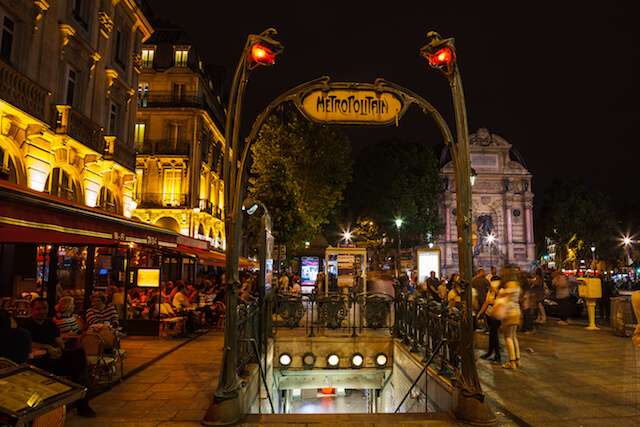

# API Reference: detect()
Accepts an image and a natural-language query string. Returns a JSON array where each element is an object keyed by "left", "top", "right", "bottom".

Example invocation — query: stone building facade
[
  {"left": 439, "top": 128, "right": 535, "bottom": 276},
  {"left": 131, "top": 26, "right": 227, "bottom": 248},
  {"left": 0, "top": 0, "right": 152, "bottom": 216}
]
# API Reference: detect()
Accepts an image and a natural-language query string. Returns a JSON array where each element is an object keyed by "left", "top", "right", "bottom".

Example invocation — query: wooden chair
[{"left": 96, "top": 327, "right": 126, "bottom": 380}]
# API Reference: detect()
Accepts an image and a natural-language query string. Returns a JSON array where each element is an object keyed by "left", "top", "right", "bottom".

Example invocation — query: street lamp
[
  {"left": 420, "top": 31, "right": 495, "bottom": 425},
  {"left": 206, "top": 28, "right": 283, "bottom": 425},
  {"left": 590, "top": 245, "right": 596, "bottom": 271},
  {"left": 395, "top": 218, "right": 403, "bottom": 279}
]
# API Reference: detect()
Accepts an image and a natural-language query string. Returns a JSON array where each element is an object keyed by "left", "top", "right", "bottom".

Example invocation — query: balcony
[
  {"left": 104, "top": 138, "right": 136, "bottom": 171},
  {"left": 138, "top": 92, "right": 220, "bottom": 120},
  {"left": 136, "top": 139, "right": 191, "bottom": 156},
  {"left": 52, "top": 105, "right": 104, "bottom": 154},
  {"left": 137, "top": 192, "right": 188, "bottom": 209},
  {"left": 0, "top": 57, "right": 49, "bottom": 121}
]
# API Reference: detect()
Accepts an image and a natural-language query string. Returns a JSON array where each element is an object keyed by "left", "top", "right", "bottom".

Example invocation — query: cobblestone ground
[
  {"left": 476, "top": 321, "right": 640, "bottom": 427},
  {"left": 66, "top": 331, "right": 223, "bottom": 427}
]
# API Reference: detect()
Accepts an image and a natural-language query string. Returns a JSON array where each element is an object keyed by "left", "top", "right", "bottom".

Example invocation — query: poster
[{"left": 301, "top": 257, "right": 319, "bottom": 286}]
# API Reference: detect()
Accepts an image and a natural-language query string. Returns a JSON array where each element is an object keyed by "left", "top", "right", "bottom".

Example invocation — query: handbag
[{"left": 491, "top": 295, "right": 508, "bottom": 320}]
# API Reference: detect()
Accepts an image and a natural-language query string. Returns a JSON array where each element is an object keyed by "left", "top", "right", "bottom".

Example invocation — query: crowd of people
[
  {"left": 397, "top": 264, "right": 618, "bottom": 370},
  {"left": 0, "top": 270, "right": 261, "bottom": 418}
]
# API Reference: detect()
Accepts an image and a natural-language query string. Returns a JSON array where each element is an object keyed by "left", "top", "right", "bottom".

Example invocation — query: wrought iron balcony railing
[
  {"left": 104, "top": 139, "right": 135, "bottom": 171},
  {"left": 0, "top": 57, "right": 49, "bottom": 121},
  {"left": 137, "top": 192, "right": 188, "bottom": 208},
  {"left": 136, "top": 139, "right": 191, "bottom": 156},
  {"left": 52, "top": 105, "right": 104, "bottom": 154},
  {"left": 139, "top": 92, "right": 210, "bottom": 110}
]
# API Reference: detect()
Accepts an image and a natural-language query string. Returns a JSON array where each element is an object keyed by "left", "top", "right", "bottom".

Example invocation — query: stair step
[{"left": 239, "top": 412, "right": 457, "bottom": 426}]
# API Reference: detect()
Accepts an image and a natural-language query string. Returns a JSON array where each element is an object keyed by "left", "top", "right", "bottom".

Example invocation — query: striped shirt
[
  {"left": 86, "top": 304, "right": 119, "bottom": 328},
  {"left": 53, "top": 314, "right": 82, "bottom": 335}
]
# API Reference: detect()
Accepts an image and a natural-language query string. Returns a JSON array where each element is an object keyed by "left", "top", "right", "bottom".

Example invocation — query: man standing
[
  {"left": 21, "top": 298, "right": 95, "bottom": 417},
  {"left": 471, "top": 268, "right": 491, "bottom": 313},
  {"left": 426, "top": 271, "right": 441, "bottom": 301}
]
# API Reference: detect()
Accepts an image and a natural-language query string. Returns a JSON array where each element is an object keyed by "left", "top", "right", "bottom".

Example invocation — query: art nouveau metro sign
[{"left": 299, "top": 88, "right": 404, "bottom": 125}]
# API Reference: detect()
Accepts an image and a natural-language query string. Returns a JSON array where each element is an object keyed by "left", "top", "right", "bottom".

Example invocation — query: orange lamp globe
[
  {"left": 428, "top": 47, "right": 454, "bottom": 69},
  {"left": 250, "top": 43, "right": 276, "bottom": 65}
]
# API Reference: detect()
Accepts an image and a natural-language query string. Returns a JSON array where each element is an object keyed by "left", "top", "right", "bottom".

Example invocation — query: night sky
[{"left": 148, "top": 1, "right": 640, "bottom": 215}]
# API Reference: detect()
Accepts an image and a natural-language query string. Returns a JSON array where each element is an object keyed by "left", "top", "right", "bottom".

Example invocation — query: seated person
[
  {"left": 54, "top": 296, "right": 83, "bottom": 341},
  {"left": 172, "top": 283, "right": 191, "bottom": 311},
  {"left": 85, "top": 294, "right": 119, "bottom": 329},
  {"left": 0, "top": 309, "right": 31, "bottom": 363},
  {"left": 20, "top": 298, "right": 95, "bottom": 417}
]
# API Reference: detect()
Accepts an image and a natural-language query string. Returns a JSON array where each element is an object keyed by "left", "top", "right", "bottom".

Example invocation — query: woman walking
[
  {"left": 496, "top": 267, "right": 522, "bottom": 369},
  {"left": 477, "top": 280, "right": 502, "bottom": 363}
]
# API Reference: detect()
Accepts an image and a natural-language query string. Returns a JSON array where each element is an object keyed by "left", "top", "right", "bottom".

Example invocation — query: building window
[
  {"left": 108, "top": 102, "right": 119, "bottom": 136},
  {"left": 174, "top": 48, "right": 188, "bottom": 67},
  {"left": 71, "top": 0, "right": 88, "bottom": 29},
  {"left": 162, "top": 168, "right": 182, "bottom": 206},
  {"left": 134, "top": 123, "right": 145, "bottom": 144},
  {"left": 1, "top": 15, "right": 15, "bottom": 61},
  {"left": 114, "top": 28, "right": 127, "bottom": 67},
  {"left": 0, "top": 146, "right": 18, "bottom": 183},
  {"left": 172, "top": 83, "right": 186, "bottom": 101},
  {"left": 141, "top": 48, "right": 154, "bottom": 68},
  {"left": 137, "top": 82, "right": 149, "bottom": 107},
  {"left": 45, "top": 168, "right": 79, "bottom": 202},
  {"left": 65, "top": 68, "right": 77, "bottom": 106},
  {"left": 135, "top": 168, "right": 144, "bottom": 200},
  {"left": 167, "top": 122, "right": 181, "bottom": 145},
  {"left": 97, "top": 187, "right": 119, "bottom": 213}
]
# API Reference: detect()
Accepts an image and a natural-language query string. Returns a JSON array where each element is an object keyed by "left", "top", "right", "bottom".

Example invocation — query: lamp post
[
  {"left": 486, "top": 233, "right": 496, "bottom": 268},
  {"left": 204, "top": 29, "right": 282, "bottom": 426},
  {"left": 420, "top": 31, "right": 495, "bottom": 425},
  {"left": 590, "top": 245, "right": 596, "bottom": 271},
  {"left": 395, "top": 218, "right": 403, "bottom": 279}
]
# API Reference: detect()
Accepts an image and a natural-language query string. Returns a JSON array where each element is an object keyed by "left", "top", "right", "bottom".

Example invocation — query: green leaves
[
  {"left": 347, "top": 138, "right": 443, "bottom": 246},
  {"left": 249, "top": 107, "right": 352, "bottom": 248}
]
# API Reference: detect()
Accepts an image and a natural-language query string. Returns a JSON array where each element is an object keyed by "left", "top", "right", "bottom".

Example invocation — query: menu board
[
  {"left": 337, "top": 255, "right": 355, "bottom": 288},
  {"left": 0, "top": 370, "right": 72, "bottom": 413}
]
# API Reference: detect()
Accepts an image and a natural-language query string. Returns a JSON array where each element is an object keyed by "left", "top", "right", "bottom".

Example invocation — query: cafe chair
[
  {"left": 81, "top": 333, "right": 116, "bottom": 385},
  {"left": 95, "top": 327, "right": 126, "bottom": 381}
]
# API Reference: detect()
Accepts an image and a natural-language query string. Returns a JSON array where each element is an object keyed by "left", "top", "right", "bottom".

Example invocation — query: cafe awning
[{"left": 0, "top": 181, "right": 177, "bottom": 248}]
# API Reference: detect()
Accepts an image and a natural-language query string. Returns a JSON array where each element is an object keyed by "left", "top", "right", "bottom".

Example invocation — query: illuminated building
[
  {"left": 131, "top": 25, "right": 226, "bottom": 249},
  {"left": 439, "top": 128, "right": 535, "bottom": 275},
  {"left": 0, "top": 0, "right": 152, "bottom": 216}
]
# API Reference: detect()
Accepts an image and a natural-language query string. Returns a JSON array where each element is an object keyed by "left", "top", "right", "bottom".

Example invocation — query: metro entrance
[{"left": 204, "top": 29, "right": 496, "bottom": 426}]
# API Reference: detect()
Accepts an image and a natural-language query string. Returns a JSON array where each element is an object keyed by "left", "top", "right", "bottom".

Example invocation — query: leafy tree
[
  {"left": 346, "top": 138, "right": 443, "bottom": 247},
  {"left": 539, "top": 179, "right": 619, "bottom": 268},
  {"left": 248, "top": 107, "right": 352, "bottom": 248}
]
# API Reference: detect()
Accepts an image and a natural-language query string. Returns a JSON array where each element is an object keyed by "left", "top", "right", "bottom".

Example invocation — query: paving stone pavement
[
  {"left": 66, "top": 330, "right": 224, "bottom": 427},
  {"left": 475, "top": 321, "right": 640, "bottom": 426}
]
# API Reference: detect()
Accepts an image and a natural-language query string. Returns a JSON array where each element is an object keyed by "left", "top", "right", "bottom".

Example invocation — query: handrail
[
  {"left": 242, "top": 338, "right": 275, "bottom": 414},
  {"left": 394, "top": 338, "right": 447, "bottom": 413}
]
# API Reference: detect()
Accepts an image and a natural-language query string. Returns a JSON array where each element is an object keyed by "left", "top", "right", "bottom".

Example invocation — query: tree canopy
[
  {"left": 248, "top": 107, "right": 352, "bottom": 248},
  {"left": 346, "top": 138, "right": 443, "bottom": 247},
  {"left": 539, "top": 178, "right": 620, "bottom": 267}
]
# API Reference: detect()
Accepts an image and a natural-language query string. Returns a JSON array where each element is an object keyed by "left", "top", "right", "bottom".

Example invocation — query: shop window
[
  {"left": 162, "top": 168, "right": 182, "bottom": 206},
  {"left": 45, "top": 167, "right": 79, "bottom": 202},
  {"left": 0, "top": 146, "right": 18, "bottom": 183},
  {"left": 174, "top": 48, "right": 188, "bottom": 67},
  {"left": 141, "top": 48, "right": 154, "bottom": 68},
  {"left": 0, "top": 15, "right": 14, "bottom": 61}
]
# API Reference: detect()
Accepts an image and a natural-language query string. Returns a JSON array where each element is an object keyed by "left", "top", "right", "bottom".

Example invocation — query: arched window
[
  {"left": 45, "top": 167, "right": 79, "bottom": 202},
  {"left": 0, "top": 146, "right": 18, "bottom": 184},
  {"left": 97, "top": 187, "right": 120, "bottom": 214},
  {"left": 197, "top": 223, "right": 205, "bottom": 238}
]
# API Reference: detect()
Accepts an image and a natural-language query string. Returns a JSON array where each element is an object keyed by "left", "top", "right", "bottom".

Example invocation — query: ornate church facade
[{"left": 439, "top": 128, "right": 535, "bottom": 276}]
